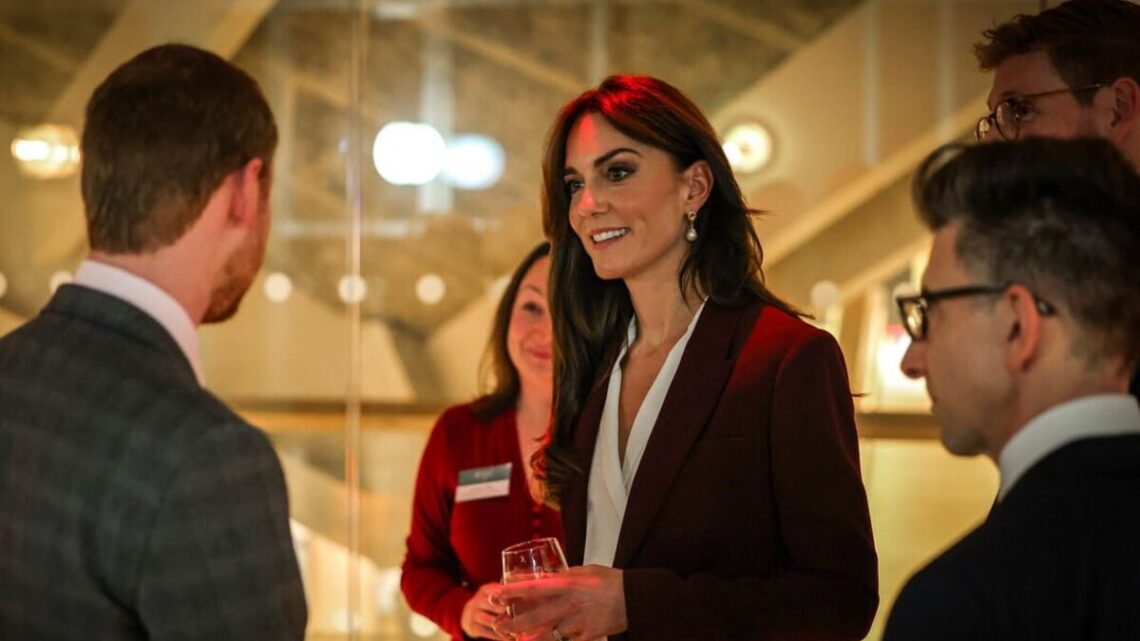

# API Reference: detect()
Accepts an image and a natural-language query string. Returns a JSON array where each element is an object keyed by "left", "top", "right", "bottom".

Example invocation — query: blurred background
[{"left": 0, "top": 0, "right": 1039, "bottom": 638}]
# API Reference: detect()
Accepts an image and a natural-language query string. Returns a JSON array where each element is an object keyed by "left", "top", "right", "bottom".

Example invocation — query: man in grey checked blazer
[{"left": 0, "top": 45, "right": 307, "bottom": 639}]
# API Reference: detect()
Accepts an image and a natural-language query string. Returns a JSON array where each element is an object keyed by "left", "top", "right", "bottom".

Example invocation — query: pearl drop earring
[{"left": 685, "top": 210, "right": 698, "bottom": 242}]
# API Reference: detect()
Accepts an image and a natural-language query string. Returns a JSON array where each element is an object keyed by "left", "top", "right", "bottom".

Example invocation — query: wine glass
[
  {"left": 501, "top": 536, "right": 568, "bottom": 584},
  {"left": 498, "top": 536, "right": 568, "bottom": 635}
]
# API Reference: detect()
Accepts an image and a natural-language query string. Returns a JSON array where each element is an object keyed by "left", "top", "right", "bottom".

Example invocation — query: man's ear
[
  {"left": 682, "top": 160, "right": 713, "bottom": 213},
  {"left": 1106, "top": 77, "right": 1140, "bottom": 142},
  {"left": 1003, "top": 284, "right": 1045, "bottom": 373},
  {"left": 228, "top": 157, "right": 265, "bottom": 227}
]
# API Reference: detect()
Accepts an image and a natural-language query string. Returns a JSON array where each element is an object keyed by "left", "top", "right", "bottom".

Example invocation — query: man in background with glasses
[
  {"left": 974, "top": 0, "right": 1140, "bottom": 400},
  {"left": 883, "top": 138, "right": 1140, "bottom": 640}
]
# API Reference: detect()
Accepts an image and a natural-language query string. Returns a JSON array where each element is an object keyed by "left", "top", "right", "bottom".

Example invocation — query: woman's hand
[
  {"left": 494, "top": 565, "right": 628, "bottom": 641},
  {"left": 461, "top": 583, "right": 510, "bottom": 640}
]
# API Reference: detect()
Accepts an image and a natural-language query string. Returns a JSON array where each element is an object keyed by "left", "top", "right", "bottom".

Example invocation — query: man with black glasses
[
  {"left": 883, "top": 138, "right": 1140, "bottom": 640},
  {"left": 974, "top": 0, "right": 1140, "bottom": 398}
]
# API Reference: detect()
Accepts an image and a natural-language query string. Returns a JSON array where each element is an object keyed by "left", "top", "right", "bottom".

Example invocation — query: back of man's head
[
  {"left": 976, "top": 0, "right": 1140, "bottom": 104},
  {"left": 81, "top": 44, "right": 277, "bottom": 254},
  {"left": 914, "top": 138, "right": 1140, "bottom": 373}
]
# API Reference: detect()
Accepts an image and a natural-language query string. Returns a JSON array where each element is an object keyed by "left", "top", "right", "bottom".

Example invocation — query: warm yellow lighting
[
  {"left": 49, "top": 270, "right": 73, "bottom": 293},
  {"left": 409, "top": 612, "right": 439, "bottom": 638},
  {"left": 489, "top": 275, "right": 510, "bottom": 301},
  {"left": 415, "top": 273, "right": 446, "bottom": 305},
  {"left": 0, "top": 271, "right": 8, "bottom": 300},
  {"left": 263, "top": 272, "right": 293, "bottom": 303},
  {"left": 337, "top": 274, "right": 368, "bottom": 304},
  {"left": 332, "top": 608, "right": 360, "bottom": 633},
  {"left": 11, "top": 124, "right": 81, "bottom": 179},
  {"left": 722, "top": 121, "right": 774, "bottom": 174},
  {"left": 374, "top": 568, "right": 402, "bottom": 615},
  {"left": 810, "top": 280, "right": 840, "bottom": 311}
]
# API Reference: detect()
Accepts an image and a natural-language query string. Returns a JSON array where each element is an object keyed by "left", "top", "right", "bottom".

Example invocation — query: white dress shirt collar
[
  {"left": 998, "top": 394, "right": 1140, "bottom": 500},
  {"left": 583, "top": 300, "right": 707, "bottom": 567},
  {"left": 73, "top": 259, "right": 204, "bottom": 386}
]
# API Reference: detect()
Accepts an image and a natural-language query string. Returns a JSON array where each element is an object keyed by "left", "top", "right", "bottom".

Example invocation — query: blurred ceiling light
[
  {"left": 11, "top": 124, "right": 81, "bottom": 179},
  {"left": 331, "top": 608, "right": 360, "bottom": 634},
  {"left": 337, "top": 274, "right": 368, "bottom": 304},
  {"left": 373, "top": 121, "right": 445, "bottom": 186},
  {"left": 0, "top": 272, "right": 7, "bottom": 300},
  {"left": 49, "top": 270, "right": 73, "bottom": 294},
  {"left": 409, "top": 612, "right": 440, "bottom": 638},
  {"left": 263, "top": 272, "right": 293, "bottom": 303},
  {"left": 722, "top": 121, "right": 774, "bottom": 174},
  {"left": 489, "top": 275, "right": 510, "bottom": 301},
  {"left": 415, "top": 273, "right": 446, "bottom": 306},
  {"left": 374, "top": 567, "right": 402, "bottom": 615},
  {"left": 443, "top": 134, "right": 505, "bottom": 190},
  {"left": 810, "top": 280, "right": 840, "bottom": 311}
]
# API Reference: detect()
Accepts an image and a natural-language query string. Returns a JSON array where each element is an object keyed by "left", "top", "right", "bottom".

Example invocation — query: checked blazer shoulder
[{"left": 0, "top": 284, "right": 307, "bottom": 640}]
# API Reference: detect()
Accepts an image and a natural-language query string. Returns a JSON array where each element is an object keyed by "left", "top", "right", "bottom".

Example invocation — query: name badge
[{"left": 455, "top": 462, "right": 512, "bottom": 503}]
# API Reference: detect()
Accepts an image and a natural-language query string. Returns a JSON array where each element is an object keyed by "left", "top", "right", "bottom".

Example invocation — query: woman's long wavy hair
[
  {"left": 471, "top": 241, "right": 552, "bottom": 422},
  {"left": 536, "top": 75, "right": 795, "bottom": 506}
]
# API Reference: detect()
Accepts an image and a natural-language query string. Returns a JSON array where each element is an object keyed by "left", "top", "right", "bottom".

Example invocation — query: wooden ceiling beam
[{"left": 0, "top": 22, "right": 81, "bottom": 74}]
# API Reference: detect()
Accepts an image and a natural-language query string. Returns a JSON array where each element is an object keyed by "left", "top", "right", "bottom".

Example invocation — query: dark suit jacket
[
  {"left": 0, "top": 285, "right": 307, "bottom": 640},
  {"left": 883, "top": 434, "right": 1140, "bottom": 641},
  {"left": 561, "top": 301, "right": 878, "bottom": 641}
]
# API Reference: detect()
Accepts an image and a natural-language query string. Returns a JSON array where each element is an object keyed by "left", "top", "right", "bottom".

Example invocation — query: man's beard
[
  {"left": 202, "top": 211, "right": 267, "bottom": 324},
  {"left": 202, "top": 255, "right": 253, "bottom": 324}
]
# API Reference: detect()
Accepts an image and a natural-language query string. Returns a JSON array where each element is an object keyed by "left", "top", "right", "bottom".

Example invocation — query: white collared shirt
[
  {"left": 73, "top": 259, "right": 204, "bottom": 386},
  {"left": 583, "top": 301, "right": 707, "bottom": 567},
  {"left": 997, "top": 394, "right": 1140, "bottom": 500}
]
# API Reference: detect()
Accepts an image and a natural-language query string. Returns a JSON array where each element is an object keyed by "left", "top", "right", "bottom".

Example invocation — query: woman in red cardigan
[{"left": 401, "top": 242, "right": 564, "bottom": 640}]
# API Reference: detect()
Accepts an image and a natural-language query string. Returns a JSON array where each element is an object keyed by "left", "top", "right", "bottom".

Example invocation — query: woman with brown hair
[
  {"left": 496, "top": 76, "right": 878, "bottom": 641},
  {"left": 402, "top": 242, "right": 563, "bottom": 640}
]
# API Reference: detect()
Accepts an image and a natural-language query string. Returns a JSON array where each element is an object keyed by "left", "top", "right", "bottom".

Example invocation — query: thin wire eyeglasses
[
  {"left": 975, "top": 84, "right": 1105, "bottom": 142},
  {"left": 895, "top": 283, "right": 1056, "bottom": 342}
]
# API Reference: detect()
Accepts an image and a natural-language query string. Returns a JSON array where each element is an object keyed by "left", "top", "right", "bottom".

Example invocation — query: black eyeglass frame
[
  {"left": 895, "top": 283, "right": 1056, "bottom": 342},
  {"left": 974, "top": 83, "right": 1106, "bottom": 142}
]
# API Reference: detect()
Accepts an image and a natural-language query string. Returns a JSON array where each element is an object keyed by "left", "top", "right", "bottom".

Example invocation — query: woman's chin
[{"left": 590, "top": 264, "right": 626, "bottom": 281}]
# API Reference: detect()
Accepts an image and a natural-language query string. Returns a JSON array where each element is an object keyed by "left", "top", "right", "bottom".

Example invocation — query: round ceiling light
[
  {"left": 49, "top": 270, "right": 73, "bottom": 294},
  {"left": 337, "top": 274, "right": 368, "bottom": 304},
  {"left": 11, "top": 124, "right": 81, "bottom": 180},
  {"left": 810, "top": 280, "right": 840, "bottom": 311},
  {"left": 372, "top": 121, "right": 446, "bottom": 186},
  {"left": 263, "top": 272, "right": 293, "bottom": 303},
  {"left": 722, "top": 121, "right": 774, "bottom": 174},
  {"left": 415, "top": 273, "right": 446, "bottom": 306},
  {"left": 443, "top": 134, "right": 505, "bottom": 190}
]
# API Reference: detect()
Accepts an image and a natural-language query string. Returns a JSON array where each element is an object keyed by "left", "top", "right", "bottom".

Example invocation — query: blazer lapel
[
  {"left": 563, "top": 381, "right": 607, "bottom": 566},
  {"left": 610, "top": 302, "right": 754, "bottom": 568}
]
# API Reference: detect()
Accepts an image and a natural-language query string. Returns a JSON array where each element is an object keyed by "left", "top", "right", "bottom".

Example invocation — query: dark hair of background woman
[
  {"left": 472, "top": 241, "right": 552, "bottom": 423},
  {"left": 537, "top": 75, "right": 797, "bottom": 505}
]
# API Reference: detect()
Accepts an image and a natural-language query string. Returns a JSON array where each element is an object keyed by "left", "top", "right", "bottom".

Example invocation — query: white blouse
[{"left": 582, "top": 301, "right": 707, "bottom": 567}]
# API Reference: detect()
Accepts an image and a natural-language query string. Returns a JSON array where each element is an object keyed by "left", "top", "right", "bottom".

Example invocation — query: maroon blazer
[{"left": 561, "top": 301, "right": 878, "bottom": 641}]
